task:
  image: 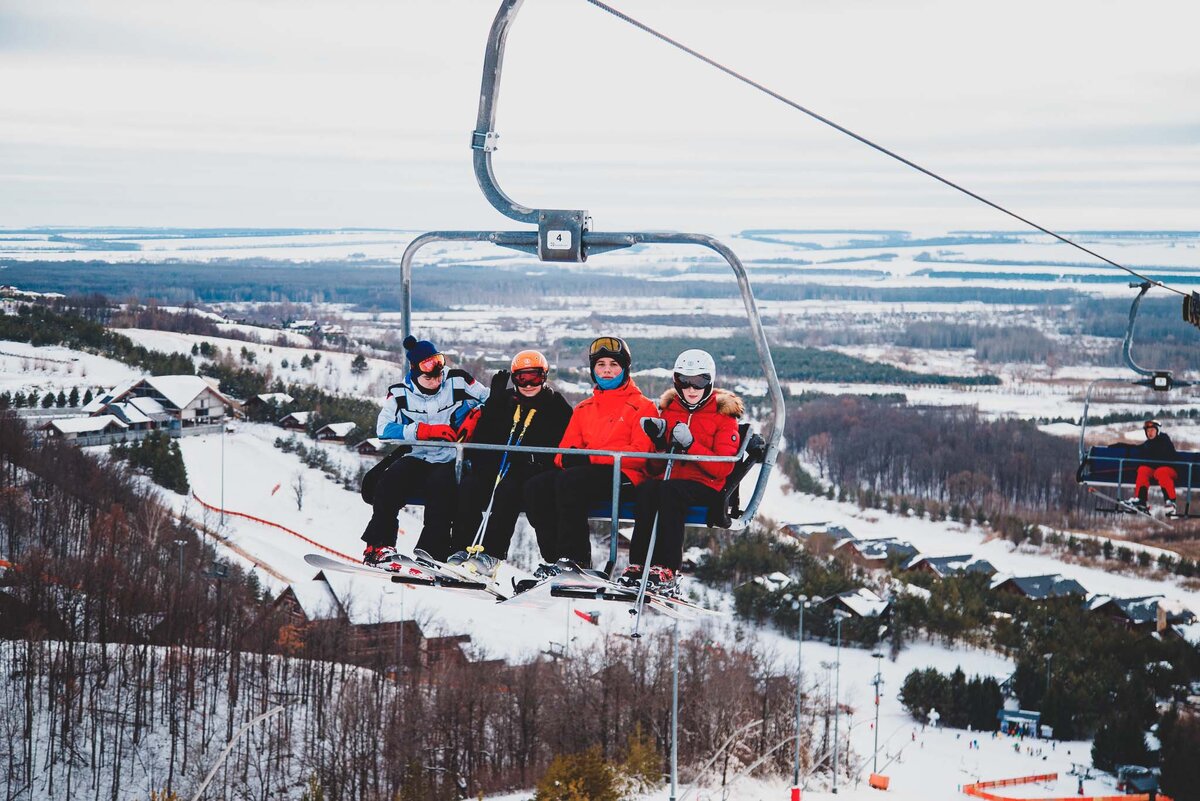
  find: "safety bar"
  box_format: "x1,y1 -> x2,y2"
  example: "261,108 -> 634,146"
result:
383,437 -> 761,570
1079,448 -> 1195,515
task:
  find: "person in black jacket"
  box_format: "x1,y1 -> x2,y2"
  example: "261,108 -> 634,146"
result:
445,350 -> 573,576
1130,419 -> 1180,516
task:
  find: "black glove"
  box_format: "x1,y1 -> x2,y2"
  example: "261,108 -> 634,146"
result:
490,369 -> 511,395
641,417 -> 668,451
670,422 -> 694,453
446,368 -> 475,383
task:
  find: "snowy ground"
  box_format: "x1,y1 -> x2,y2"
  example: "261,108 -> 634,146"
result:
0,339 -> 141,396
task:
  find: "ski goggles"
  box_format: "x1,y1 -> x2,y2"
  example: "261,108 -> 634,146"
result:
674,372 -> 712,391
589,336 -> 626,357
416,353 -> 445,376
512,368 -> 547,388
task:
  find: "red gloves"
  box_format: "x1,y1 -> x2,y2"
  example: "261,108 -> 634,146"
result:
416,423 -> 457,442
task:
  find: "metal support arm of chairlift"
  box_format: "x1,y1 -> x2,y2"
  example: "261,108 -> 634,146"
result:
1078,282 -> 1190,460
398,0 -> 785,538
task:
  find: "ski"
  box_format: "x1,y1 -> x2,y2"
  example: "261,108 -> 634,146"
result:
1085,487 -> 1172,530
303,553 -> 493,593
551,579 -> 716,620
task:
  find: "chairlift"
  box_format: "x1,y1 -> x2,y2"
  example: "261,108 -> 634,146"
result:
394,0 -> 785,573
1075,282 -> 1198,519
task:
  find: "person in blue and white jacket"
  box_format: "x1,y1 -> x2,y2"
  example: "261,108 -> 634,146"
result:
360,335 -> 488,565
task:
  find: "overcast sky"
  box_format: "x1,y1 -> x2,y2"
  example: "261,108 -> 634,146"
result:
1,0 -> 1197,233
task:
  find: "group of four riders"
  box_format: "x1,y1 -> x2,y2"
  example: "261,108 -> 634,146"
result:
359,334 -> 744,593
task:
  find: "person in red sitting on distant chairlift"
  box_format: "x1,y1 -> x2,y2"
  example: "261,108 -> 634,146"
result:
359,336 -> 488,567
1127,419 -> 1180,518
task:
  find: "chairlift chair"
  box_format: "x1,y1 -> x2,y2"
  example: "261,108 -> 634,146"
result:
391,0 -> 785,572
1075,282 -> 1198,518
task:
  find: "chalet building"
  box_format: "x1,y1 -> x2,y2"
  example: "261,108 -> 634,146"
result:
356,438 -> 396,458
1086,595 -> 1196,633
833,537 -> 918,569
241,392 -> 295,414
38,415 -> 129,440
271,569 -> 476,672
278,411 -> 311,431
84,375 -> 231,430
781,522 -> 854,556
828,587 -> 891,619
315,422 -> 356,442
904,553 -> 997,579
990,573 -> 1087,601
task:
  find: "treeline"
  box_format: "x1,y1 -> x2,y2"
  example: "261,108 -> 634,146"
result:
785,395 -> 1088,525
2,257 -> 1082,312
897,322 -> 1057,363
0,302 -> 194,375
559,336 -> 1001,385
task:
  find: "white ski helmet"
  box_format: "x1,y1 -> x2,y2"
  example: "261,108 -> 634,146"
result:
673,349 -> 716,410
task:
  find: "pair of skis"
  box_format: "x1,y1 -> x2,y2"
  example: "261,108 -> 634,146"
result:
303,553 -> 714,620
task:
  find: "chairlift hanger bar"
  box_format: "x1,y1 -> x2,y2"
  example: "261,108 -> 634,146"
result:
581,0 -> 1191,301
400,0 -> 787,541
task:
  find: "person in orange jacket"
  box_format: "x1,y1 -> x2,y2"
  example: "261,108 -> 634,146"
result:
621,348 -> 742,594
522,336 -> 657,573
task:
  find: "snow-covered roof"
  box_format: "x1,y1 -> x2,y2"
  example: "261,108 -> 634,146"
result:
318,571 -> 410,626
103,401 -> 151,426
836,537 -> 918,562
832,587 -> 890,618
83,377 -> 139,413
288,577 -> 343,622
1089,595 -> 1197,626
781,522 -> 854,541
751,571 -> 793,592
905,553 -> 997,578
280,411 -> 311,425
991,573 -> 1087,600
255,392 -> 294,405
42,414 -> 128,435
142,375 -> 226,409
317,422 -> 356,437
1173,622 -> 1200,649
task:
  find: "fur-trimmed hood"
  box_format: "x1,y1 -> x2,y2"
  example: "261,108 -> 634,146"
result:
659,387 -> 744,417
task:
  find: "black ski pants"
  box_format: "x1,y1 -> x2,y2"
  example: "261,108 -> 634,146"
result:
360,456 -> 458,560
630,478 -> 720,571
449,462 -> 545,559
523,464 -> 632,569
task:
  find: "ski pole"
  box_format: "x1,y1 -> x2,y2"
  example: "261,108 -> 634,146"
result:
468,406 -> 536,557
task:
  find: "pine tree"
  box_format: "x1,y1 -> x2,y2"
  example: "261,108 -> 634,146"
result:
13,391 -> 26,408
82,388 -> 93,406
55,390 -> 67,407
68,387 -> 79,407
351,354 -> 368,375
41,392 -> 54,409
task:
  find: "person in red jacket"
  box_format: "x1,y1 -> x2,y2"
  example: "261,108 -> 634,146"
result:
522,336 -> 657,573
622,348 -> 742,593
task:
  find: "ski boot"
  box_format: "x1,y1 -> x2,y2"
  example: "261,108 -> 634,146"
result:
645,565 -> 680,597
446,550 -> 471,566
618,564 -> 643,588
464,551 -> 502,580
363,545 -> 402,571
1165,499 -> 1179,518
1119,497 -> 1148,515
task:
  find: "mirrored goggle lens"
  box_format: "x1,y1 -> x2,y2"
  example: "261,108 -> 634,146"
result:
589,336 -> 625,357
512,369 -> 547,387
417,354 -> 445,375
674,373 -> 712,390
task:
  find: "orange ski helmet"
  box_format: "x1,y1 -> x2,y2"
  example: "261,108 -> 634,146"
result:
511,350 -> 549,373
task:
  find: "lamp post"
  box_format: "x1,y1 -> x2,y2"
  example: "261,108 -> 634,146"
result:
670,620 -> 679,801
782,591 -> 822,800
220,417 -> 226,526
870,651 -> 884,774
831,608 -> 852,794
